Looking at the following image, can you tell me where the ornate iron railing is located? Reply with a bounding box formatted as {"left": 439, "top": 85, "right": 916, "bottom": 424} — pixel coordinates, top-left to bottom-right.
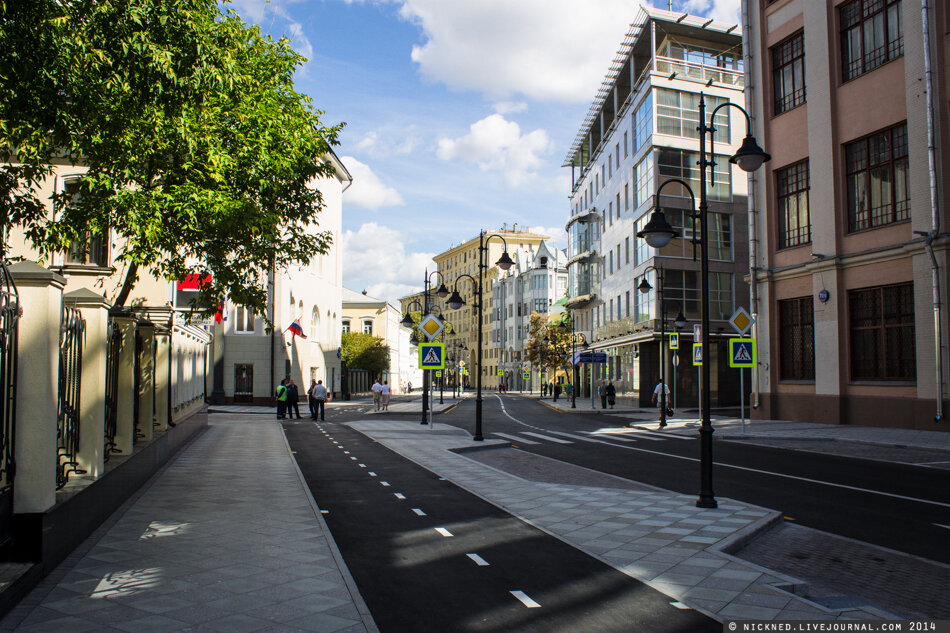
{"left": 56, "top": 304, "right": 86, "bottom": 489}
{"left": 103, "top": 318, "right": 121, "bottom": 461}
{"left": 0, "top": 263, "right": 20, "bottom": 495}
{"left": 133, "top": 329, "right": 143, "bottom": 442}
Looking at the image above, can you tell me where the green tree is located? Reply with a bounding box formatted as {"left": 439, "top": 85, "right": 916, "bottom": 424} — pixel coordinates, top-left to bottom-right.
{"left": 524, "top": 312, "right": 572, "bottom": 384}
{"left": 341, "top": 332, "right": 390, "bottom": 378}
{"left": 0, "top": 0, "right": 343, "bottom": 319}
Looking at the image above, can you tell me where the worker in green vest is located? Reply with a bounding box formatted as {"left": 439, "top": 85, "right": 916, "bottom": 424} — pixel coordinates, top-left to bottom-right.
{"left": 276, "top": 379, "right": 288, "bottom": 419}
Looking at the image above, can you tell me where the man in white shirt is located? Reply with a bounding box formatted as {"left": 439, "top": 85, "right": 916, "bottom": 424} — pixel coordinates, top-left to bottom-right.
{"left": 651, "top": 379, "right": 671, "bottom": 428}
{"left": 311, "top": 380, "right": 328, "bottom": 421}
{"left": 371, "top": 379, "right": 383, "bottom": 411}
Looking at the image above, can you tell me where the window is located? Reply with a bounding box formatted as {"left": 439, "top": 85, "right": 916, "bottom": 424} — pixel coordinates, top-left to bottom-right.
{"left": 663, "top": 270, "right": 733, "bottom": 320}
{"left": 841, "top": 0, "right": 903, "bottom": 81}
{"left": 656, "top": 89, "right": 730, "bottom": 141}
{"left": 623, "top": 131, "right": 629, "bottom": 157}
{"left": 534, "top": 298, "right": 547, "bottom": 313}
{"left": 616, "top": 244, "right": 621, "bottom": 270}
{"left": 666, "top": 209, "right": 733, "bottom": 261}
{"left": 634, "top": 154, "right": 655, "bottom": 209}
{"left": 779, "top": 297, "right": 815, "bottom": 380}
{"left": 849, "top": 283, "right": 915, "bottom": 380}
{"left": 235, "top": 306, "right": 255, "bottom": 333}
{"left": 846, "top": 123, "right": 909, "bottom": 231}
{"left": 625, "top": 291, "right": 631, "bottom": 317}
{"left": 632, "top": 92, "right": 653, "bottom": 154}
{"left": 624, "top": 183, "right": 630, "bottom": 211}
{"left": 772, "top": 32, "right": 806, "bottom": 114}
{"left": 310, "top": 307, "right": 319, "bottom": 339}
{"left": 777, "top": 160, "right": 811, "bottom": 248}
{"left": 63, "top": 180, "right": 109, "bottom": 267}
{"left": 625, "top": 237, "right": 630, "bottom": 265}
{"left": 609, "top": 299, "right": 614, "bottom": 322}
{"left": 658, "top": 148, "right": 731, "bottom": 201}
{"left": 362, "top": 320, "right": 373, "bottom": 335}
{"left": 616, "top": 193, "right": 621, "bottom": 219}
{"left": 342, "top": 320, "right": 351, "bottom": 333}
{"left": 608, "top": 250, "right": 614, "bottom": 274}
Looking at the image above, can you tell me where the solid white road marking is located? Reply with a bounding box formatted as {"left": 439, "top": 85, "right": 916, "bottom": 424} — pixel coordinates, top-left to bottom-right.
{"left": 510, "top": 591, "right": 541, "bottom": 608}
{"left": 935, "top": 523, "right": 950, "bottom": 530}
{"left": 521, "top": 431, "right": 572, "bottom": 444}
{"left": 466, "top": 553, "right": 489, "bottom": 566}
{"left": 491, "top": 432, "right": 540, "bottom": 445}
{"left": 394, "top": 493, "right": 406, "bottom": 500}
{"left": 435, "top": 527, "right": 453, "bottom": 537}
{"left": 412, "top": 508, "right": 427, "bottom": 516}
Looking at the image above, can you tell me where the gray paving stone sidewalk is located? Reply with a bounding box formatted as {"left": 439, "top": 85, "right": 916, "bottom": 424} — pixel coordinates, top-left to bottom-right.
{"left": 0, "top": 413, "right": 377, "bottom": 633}
{"left": 351, "top": 419, "right": 899, "bottom": 622}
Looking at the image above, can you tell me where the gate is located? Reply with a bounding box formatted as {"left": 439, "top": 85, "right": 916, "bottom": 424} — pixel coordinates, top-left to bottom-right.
{"left": 234, "top": 364, "right": 253, "bottom": 403}
{"left": 0, "top": 263, "right": 19, "bottom": 553}
{"left": 56, "top": 304, "right": 85, "bottom": 489}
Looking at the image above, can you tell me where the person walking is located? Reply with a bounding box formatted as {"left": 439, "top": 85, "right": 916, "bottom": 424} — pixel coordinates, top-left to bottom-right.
{"left": 380, "top": 380, "right": 391, "bottom": 411}
{"left": 307, "top": 379, "right": 319, "bottom": 419}
{"left": 275, "top": 379, "right": 288, "bottom": 419}
{"left": 598, "top": 382, "right": 607, "bottom": 409}
{"left": 286, "top": 379, "right": 301, "bottom": 419}
{"left": 311, "top": 379, "right": 328, "bottom": 421}
{"left": 652, "top": 379, "right": 671, "bottom": 428}
{"left": 371, "top": 379, "right": 383, "bottom": 411}
{"left": 553, "top": 382, "right": 561, "bottom": 402}
{"left": 407, "top": 381, "right": 412, "bottom": 394}
{"left": 605, "top": 381, "right": 616, "bottom": 409}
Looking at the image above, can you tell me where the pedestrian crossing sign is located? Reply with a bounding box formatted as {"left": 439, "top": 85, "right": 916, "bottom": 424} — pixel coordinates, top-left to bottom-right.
{"left": 692, "top": 343, "right": 703, "bottom": 366}
{"left": 419, "top": 342, "right": 445, "bottom": 370}
{"left": 435, "top": 370, "right": 442, "bottom": 377}
{"left": 729, "top": 338, "right": 756, "bottom": 368}
{"left": 522, "top": 371, "right": 530, "bottom": 380}
{"left": 669, "top": 333, "right": 679, "bottom": 349}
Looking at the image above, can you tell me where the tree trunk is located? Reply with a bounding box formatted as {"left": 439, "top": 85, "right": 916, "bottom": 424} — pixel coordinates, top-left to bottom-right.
{"left": 112, "top": 262, "right": 139, "bottom": 308}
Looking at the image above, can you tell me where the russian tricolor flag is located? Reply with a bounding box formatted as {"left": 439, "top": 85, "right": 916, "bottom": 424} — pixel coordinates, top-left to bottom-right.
{"left": 287, "top": 318, "right": 307, "bottom": 339}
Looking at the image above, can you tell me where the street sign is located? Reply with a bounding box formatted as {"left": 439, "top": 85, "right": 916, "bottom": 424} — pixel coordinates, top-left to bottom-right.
{"left": 522, "top": 371, "right": 530, "bottom": 380}
{"left": 435, "top": 370, "right": 442, "bottom": 377}
{"left": 729, "top": 307, "right": 754, "bottom": 336}
{"left": 459, "top": 360, "right": 466, "bottom": 368}
{"left": 693, "top": 323, "right": 702, "bottom": 343}
{"left": 419, "top": 314, "right": 445, "bottom": 341}
{"left": 692, "top": 343, "right": 703, "bottom": 366}
{"left": 729, "top": 338, "right": 756, "bottom": 368}
{"left": 419, "top": 342, "right": 445, "bottom": 369}
{"left": 669, "top": 332, "right": 679, "bottom": 349}
{"left": 498, "top": 369, "right": 504, "bottom": 376}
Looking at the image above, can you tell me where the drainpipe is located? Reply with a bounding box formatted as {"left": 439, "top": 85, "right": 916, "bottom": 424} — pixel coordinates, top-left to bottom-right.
{"left": 741, "top": 0, "right": 761, "bottom": 410}
{"left": 921, "top": 0, "right": 944, "bottom": 423}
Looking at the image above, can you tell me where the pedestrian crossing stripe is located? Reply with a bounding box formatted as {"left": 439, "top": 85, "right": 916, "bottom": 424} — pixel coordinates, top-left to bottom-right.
{"left": 729, "top": 338, "right": 755, "bottom": 368}
{"left": 419, "top": 342, "right": 445, "bottom": 369}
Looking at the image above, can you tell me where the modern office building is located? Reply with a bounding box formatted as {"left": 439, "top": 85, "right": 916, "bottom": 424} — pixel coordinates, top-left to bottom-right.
{"left": 746, "top": 0, "right": 949, "bottom": 429}
{"left": 491, "top": 240, "right": 568, "bottom": 391}
{"left": 562, "top": 6, "right": 752, "bottom": 406}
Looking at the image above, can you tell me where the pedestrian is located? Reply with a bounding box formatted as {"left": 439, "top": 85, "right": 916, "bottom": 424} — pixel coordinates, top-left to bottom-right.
{"left": 553, "top": 382, "right": 561, "bottom": 402}
{"left": 407, "top": 381, "right": 412, "bottom": 394}
{"left": 286, "top": 379, "right": 301, "bottom": 419}
{"left": 380, "top": 380, "right": 391, "bottom": 411}
{"left": 541, "top": 382, "right": 547, "bottom": 397}
{"left": 371, "top": 378, "right": 383, "bottom": 411}
{"left": 308, "top": 379, "right": 319, "bottom": 419}
{"left": 598, "top": 382, "right": 607, "bottom": 409}
{"left": 275, "top": 379, "right": 288, "bottom": 419}
{"left": 311, "top": 379, "right": 328, "bottom": 421}
{"left": 605, "top": 381, "right": 616, "bottom": 409}
{"left": 652, "top": 379, "right": 671, "bottom": 428}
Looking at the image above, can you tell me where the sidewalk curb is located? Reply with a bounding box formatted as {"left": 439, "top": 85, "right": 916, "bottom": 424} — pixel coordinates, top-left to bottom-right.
{"left": 279, "top": 423, "right": 380, "bottom": 633}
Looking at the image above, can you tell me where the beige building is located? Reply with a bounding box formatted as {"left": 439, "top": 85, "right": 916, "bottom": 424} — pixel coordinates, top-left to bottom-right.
{"left": 747, "top": 0, "right": 950, "bottom": 429}
{"left": 341, "top": 287, "right": 408, "bottom": 393}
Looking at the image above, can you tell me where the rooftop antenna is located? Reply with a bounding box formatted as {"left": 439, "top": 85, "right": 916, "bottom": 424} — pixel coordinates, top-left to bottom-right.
{"left": 668, "top": 1, "right": 672, "bottom": 9}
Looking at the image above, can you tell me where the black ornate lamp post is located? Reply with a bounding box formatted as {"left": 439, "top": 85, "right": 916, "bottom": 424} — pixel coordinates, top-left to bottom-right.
{"left": 637, "top": 266, "right": 688, "bottom": 427}
{"left": 638, "top": 93, "right": 769, "bottom": 509}
{"left": 446, "top": 231, "right": 514, "bottom": 441}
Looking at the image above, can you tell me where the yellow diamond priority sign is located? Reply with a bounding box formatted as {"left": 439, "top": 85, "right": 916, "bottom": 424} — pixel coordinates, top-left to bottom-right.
{"left": 728, "top": 307, "right": 754, "bottom": 336}
{"left": 419, "top": 314, "right": 445, "bottom": 341}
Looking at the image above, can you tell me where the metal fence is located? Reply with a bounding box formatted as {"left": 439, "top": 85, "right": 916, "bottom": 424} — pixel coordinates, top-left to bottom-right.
{"left": 103, "top": 318, "right": 121, "bottom": 461}
{"left": 56, "top": 304, "right": 85, "bottom": 489}
{"left": 0, "top": 263, "right": 19, "bottom": 553}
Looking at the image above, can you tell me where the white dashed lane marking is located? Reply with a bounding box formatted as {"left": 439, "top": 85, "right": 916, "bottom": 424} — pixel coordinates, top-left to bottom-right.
{"left": 412, "top": 508, "right": 427, "bottom": 516}
{"left": 434, "top": 527, "right": 453, "bottom": 537}
{"left": 394, "top": 493, "right": 406, "bottom": 500}
{"left": 510, "top": 591, "right": 541, "bottom": 608}
{"left": 466, "top": 553, "right": 489, "bottom": 566}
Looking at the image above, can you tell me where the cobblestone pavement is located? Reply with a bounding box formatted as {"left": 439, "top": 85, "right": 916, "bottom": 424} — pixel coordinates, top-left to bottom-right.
{"left": 736, "top": 522, "right": 950, "bottom": 619}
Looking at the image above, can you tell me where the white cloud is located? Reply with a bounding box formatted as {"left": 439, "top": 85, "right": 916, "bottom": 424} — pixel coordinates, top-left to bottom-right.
{"left": 493, "top": 101, "right": 528, "bottom": 115}
{"left": 399, "top": 0, "right": 638, "bottom": 102}
{"left": 342, "top": 223, "right": 434, "bottom": 303}
{"left": 340, "top": 157, "right": 405, "bottom": 210}
{"left": 436, "top": 114, "right": 553, "bottom": 187}
{"left": 285, "top": 21, "right": 314, "bottom": 60}
{"left": 352, "top": 127, "right": 421, "bottom": 158}
{"left": 527, "top": 225, "right": 568, "bottom": 250}
{"left": 680, "top": 0, "right": 741, "bottom": 23}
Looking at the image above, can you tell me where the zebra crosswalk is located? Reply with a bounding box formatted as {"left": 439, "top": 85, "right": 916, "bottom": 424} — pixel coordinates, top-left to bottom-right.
{"left": 490, "top": 427, "right": 693, "bottom": 446}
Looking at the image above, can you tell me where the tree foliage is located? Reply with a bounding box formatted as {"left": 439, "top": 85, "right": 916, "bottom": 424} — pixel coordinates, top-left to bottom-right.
{"left": 341, "top": 332, "right": 390, "bottom": 377}
{"left": 524, "top": 312, "right": 572, "bottom": 377}
{"left": 0, "top": 0, "right": 343, "bottom": 318}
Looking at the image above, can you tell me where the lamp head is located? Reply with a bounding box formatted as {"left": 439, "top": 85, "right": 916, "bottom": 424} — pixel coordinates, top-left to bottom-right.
{"left": 447, "top": 290, "right": 466, "bottom": 310}
{"left": 674, "top": 310, "right": 687, "bottom": 329}
{"left": 730, "top": 134, "right": 771, "bottom": 172}
{"left": 435, "top": 283, "right": 450, "bottom": 298}
{"left": 495, "top": 251, "right": 515, "bottom": 271}
{"left": 636, "top": 209, "right": 680, "bottom": 249}
{"left": 400, "top": 312, "right": 414, "bottom": 327}
{"left": 638, "top": 278, "right": 653, "bottom": 294}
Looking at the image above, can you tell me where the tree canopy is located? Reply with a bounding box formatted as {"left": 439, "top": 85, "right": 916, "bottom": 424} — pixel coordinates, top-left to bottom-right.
{"left": 341, "top": 332, "right": 390, "bottom": 378}
{"left": 0, "top": 0, "right": 343, "bottom": 319}
{"left": 524, "top": 312, "right": 572, "bottom": 378}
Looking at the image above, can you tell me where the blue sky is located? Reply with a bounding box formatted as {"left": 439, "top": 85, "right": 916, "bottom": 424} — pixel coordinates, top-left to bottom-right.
{"left": 228, "top": 0, "right": 742, "bottom": 303}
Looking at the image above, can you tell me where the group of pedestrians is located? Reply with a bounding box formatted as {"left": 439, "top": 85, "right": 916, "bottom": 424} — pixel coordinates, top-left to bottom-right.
{"left": 276, "top": 377, "right": 328, "bottom": 421}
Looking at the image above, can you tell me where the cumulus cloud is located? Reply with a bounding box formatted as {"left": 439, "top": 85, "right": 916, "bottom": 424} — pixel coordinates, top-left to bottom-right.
{"left": 527, "top": 225, "right": 568, "bottom": 250}
{"left": 493, "top": 101, "right": 528, "bottom": 115}
{"left": 436, "top": 114, "right": 553, "bottom": 187}
{"left": 353, "top": 127, "right": 421, "bottom": 158}
{"left": 680, "top": 0, "right": 741, "bottom": 23}
{"left": 340, "top": 157, "right": 405, "bottom": 210}
{"left": 342, "top": 223, "right": 434, "bottom": 303}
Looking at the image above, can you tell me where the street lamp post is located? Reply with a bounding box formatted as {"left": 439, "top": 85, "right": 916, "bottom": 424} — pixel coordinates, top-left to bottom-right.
{"left": 559, "top": 314, "right": 588, "bottom": 409}
{"left": 420, "top": 269, "right": 449, "bottom": 425}
{"left": 638, "top": 265, "right": 687, "bottom": 428}
{"left": 637, "top": 92, "right": 769, "bottom": 509}
{"left": 446, "top": 230, "right": 514, "bottom": 441}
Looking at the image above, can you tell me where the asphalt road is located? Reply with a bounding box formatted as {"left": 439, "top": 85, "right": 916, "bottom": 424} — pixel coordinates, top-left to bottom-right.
{"left": 434, "top": 393, "right": 950, "bottom": 564}
{"left": 283, "top": 419, "right": 717, "bottom": 633}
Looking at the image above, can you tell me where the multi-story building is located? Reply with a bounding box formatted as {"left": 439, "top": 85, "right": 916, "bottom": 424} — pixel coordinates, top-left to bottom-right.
{"left": 563, "top": 6, "right": 752, "bottom": 406}
{"left": 341, "top": 287, "right": 410, "bottom": 393}
{"left": 491, "top": 241, "right": 568, "bottom": 391}
{"left": 747, "top": 0, "right": 949, "bottom": 429}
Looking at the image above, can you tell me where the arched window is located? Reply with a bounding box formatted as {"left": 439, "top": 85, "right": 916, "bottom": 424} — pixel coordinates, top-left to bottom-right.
{"left": 311, "top": 307, "right": 320, "bottom": 339}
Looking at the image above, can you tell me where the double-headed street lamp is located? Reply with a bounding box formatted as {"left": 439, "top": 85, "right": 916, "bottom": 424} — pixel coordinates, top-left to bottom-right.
{"left": 446, "top": 230, "right": 514, "bottom": 441}
{"left": 637, "top": 93, "right": 769, "bottom": 509}
{"left": 637, "top": 264, "right": 687, "bottom": 427}
{"left": 400, "top": 268, "right": 449, "bottom": 425}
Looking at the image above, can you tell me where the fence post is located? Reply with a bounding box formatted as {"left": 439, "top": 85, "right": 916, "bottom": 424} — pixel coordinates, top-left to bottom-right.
{"left": 9, "top": 262, "right": 64, "bottom": 513}
{"left": 153, "top": 325, "right": 171, "bottom": 433}
{"left": 111, "top": 311, "right": 137, "bottom": 456}
{"left": 64, "top": 289, "right": 110, "bottom": 479}
{"left": 136, "top": 321, "right": 155, "bottom": 443}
